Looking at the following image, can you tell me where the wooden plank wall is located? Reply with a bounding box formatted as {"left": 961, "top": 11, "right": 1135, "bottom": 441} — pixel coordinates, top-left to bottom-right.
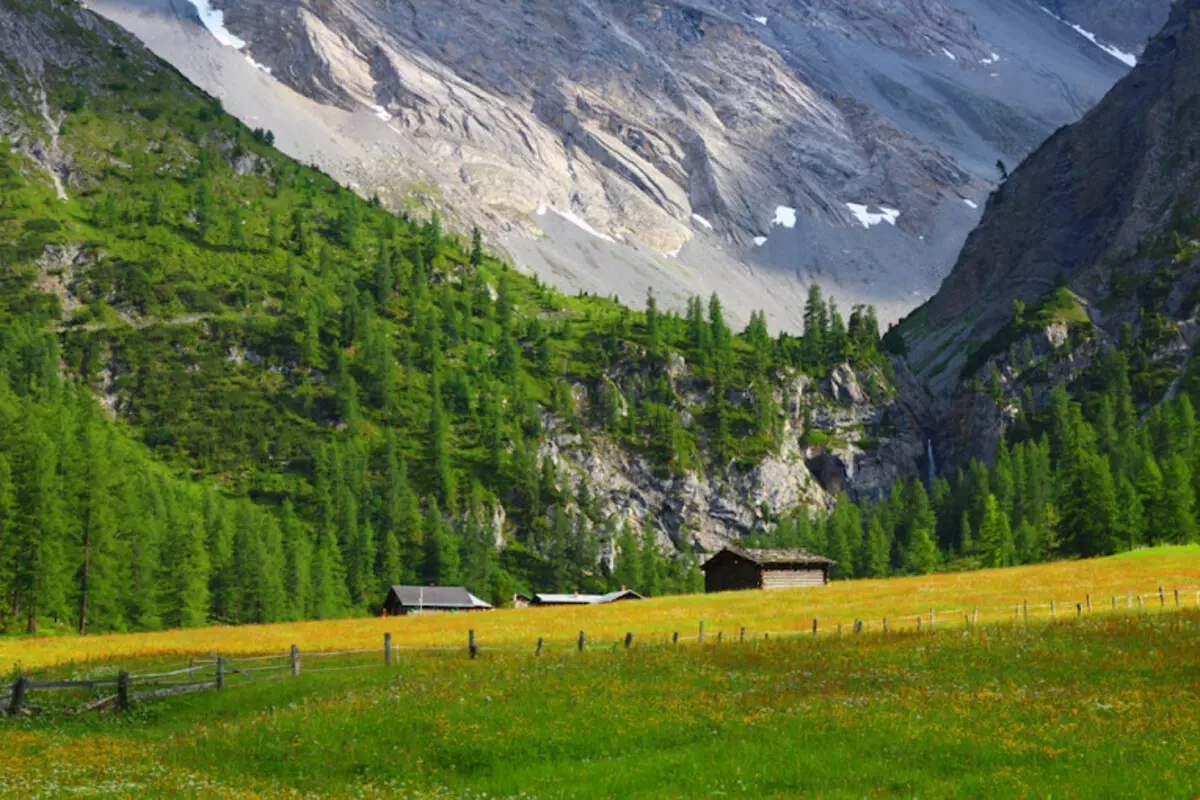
{"left": 761, "top": 567, "right": 827, "bottom": 590}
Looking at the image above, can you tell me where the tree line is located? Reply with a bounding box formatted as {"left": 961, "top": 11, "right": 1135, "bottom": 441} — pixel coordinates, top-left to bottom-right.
{"left": 755, "top": 344, "right": 1200, "bottom": 574}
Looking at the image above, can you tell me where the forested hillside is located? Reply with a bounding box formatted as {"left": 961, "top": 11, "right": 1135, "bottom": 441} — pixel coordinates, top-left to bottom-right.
{"left": 5, "top": 0, "right": 1195, "bottom": 640}
{"left": 0, "top": 0, "right": 893, "bottom": 634}
{"left": 758, "top": 349, "right": 1200, "bottom": 578}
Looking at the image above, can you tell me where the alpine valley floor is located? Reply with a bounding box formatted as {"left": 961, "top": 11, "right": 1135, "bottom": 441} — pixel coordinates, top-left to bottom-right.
{"left": 2, "top": 547, "right": 1199, "bottom": 798}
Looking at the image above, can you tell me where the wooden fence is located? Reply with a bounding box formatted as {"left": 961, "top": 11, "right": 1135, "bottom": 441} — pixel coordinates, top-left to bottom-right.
{"left": 5, "top": 583, "right": 1198, "bottom": 716}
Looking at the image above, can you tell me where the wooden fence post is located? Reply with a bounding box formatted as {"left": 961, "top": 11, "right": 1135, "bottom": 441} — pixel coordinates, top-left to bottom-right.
{"left": 1127, "top": 590, "right": 1132, "bottom": 608}
{"left": 189, "top": 658, "right": 195, "bottom": 682}
{"left": 578, "top": 631, "right": 585, "bottom": 652}
{"left": 1086, "top": 594, "right": 1092, "bottom": 613}
{"left": 917, "top": 616, "right": 922, "bottom": 632}
{"left": 1051, "top": 600, "right": 1056, "bottom": 618}
{"left": 8, "top": 676, "right": 27, "bottom": 715}
{"left": 384, "top": 633, "right": 392, "bottom": 666}
{"left": 469, "top": 630, "right": 478, "bottom": 659}
{"left": 1112, "top": 596, "right": 1117, "bottom": 611}
{"left": 973, "top": 605, "right": 978, "bottom": 626}
{"left": 698, "top": 622, "right": 704, "bottom": 644}
{"left": 812, "top": 618, "right": 818, "bottom": 635}
{"left": 717, "top": 631, "right": 723, "bottom": 644}
{"left": 1159, "top": 587, "right": 1165, "bottom": 606}
{"left": 740, "top": 627, "right": 745, "bottom": 643}
{"left": 216, "top": 657, "right": 225, "bottom": 690}
{"left": 1175, "top": 589, "right": 1180, "bottom": 607}
{"left": 930, "top": 609, "right": 935, "bottom": 630}
{"left": 854, "top": 620, "right": 863, "bottom": 634}
{"left": 290, "top": 645, "right": 300, "bottom": 677}
{"left": 672, "top": 632, "right": 679, "bottom": 646}
{"left": 1138, "top": 595, "right": 1144, "bottom": 610}
{"left": 883, "top": 617, "right": 888, "bottom": 633}
{"left": 117, "top": 670, "right": 130, "bottom": 712}
{"left": 624, "top": 632, "right": 633, "bottom": 649}
{"left": 1076, "top": 603, "right": 1082, "bottom": 617}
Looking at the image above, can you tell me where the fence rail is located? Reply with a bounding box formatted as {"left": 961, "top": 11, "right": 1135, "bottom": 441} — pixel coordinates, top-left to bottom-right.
{"left": 6, "top": 581, "right": 1198, "bottom": 716}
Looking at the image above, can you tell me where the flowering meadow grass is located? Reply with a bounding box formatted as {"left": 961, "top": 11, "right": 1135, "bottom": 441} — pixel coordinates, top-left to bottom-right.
{"left": 4, "top": 545, "right": 1199, "bottom": 672}
{"left": 2, "top": 609, "right": 1198, "bottom": 798}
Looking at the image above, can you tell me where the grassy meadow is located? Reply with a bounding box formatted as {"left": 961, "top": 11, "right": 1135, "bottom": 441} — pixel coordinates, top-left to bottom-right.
{"left": 3, "top": 546, "right": 1199, "bottom": 670}
{"left": 3, "top": 548, "right": 1200, "bottom": 798}
{"left": 2, "top": 611, "right": 1198, "bottom": 797}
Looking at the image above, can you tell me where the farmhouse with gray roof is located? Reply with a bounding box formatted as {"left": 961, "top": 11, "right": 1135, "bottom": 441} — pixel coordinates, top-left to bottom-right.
{"left": 383, "top": 585, "right": 493, "bottom": 615}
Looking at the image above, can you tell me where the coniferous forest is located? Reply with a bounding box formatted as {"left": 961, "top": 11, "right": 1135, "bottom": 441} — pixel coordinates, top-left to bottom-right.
{"left": 1, "top": 1, "right": 1197, "bottom": 638}
{"left": 0, "top": 5, "right": 897, "bottom": 634}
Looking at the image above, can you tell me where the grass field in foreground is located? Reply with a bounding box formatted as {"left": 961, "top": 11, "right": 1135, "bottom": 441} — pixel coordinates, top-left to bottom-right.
{"left": 3, "top": 546, "right": 1199, "bottom": 671}
{"left": 2, "top": 611, "right": 1198, "bottom": 798}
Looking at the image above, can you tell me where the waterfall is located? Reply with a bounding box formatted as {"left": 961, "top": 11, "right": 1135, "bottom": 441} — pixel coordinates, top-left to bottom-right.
{"left": 926, "top": 438, "right": 936, "bottom": 486}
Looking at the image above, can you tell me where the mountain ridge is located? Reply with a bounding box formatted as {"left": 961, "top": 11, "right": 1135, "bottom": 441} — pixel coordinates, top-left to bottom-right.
{"left": 86, "top": 0, "right": 1137, "bottom": 332}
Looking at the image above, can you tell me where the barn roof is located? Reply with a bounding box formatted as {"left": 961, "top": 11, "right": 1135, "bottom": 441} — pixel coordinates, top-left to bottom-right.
{"left": 531, "top": 589, "right": 644, "bottom": 605}
{"left": 387, "top": 585, "right": 493, "bottom": 609}
{"left": 701, "top": 546, "right": 835, "bottom": 569}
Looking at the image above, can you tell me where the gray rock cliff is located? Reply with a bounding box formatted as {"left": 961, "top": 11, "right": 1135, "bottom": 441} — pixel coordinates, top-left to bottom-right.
{"left": 86, "top": 0, "right": 1140, "bottom": 332}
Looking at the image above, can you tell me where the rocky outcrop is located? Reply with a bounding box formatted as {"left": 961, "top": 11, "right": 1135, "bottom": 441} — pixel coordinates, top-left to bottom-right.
{"left": 822, "top": 365, "right": 868, "bottom": 405}
{"left": 535, "top": 361, "right": 923, "bottom": 552}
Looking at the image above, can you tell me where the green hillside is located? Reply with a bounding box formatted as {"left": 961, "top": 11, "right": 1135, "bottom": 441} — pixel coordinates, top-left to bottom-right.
{"left": 0, "top": 0, "right": 889, "bottom": 634}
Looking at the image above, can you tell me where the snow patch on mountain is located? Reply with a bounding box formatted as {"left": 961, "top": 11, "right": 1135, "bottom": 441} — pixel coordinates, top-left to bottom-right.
{"left": 185, "top": 0, "right": 245, "bottom": 49}
{"left": 846, "top": 203, "right": 901, "bottom": 229}
{"left": 1039, "top": 7, "right": 1137, "bottom": 67}
{"left": 244, "top": 55, "right": 272, "bottom": 75}
{"left": 538, "top": 206, "right": 617, "bottom": 243}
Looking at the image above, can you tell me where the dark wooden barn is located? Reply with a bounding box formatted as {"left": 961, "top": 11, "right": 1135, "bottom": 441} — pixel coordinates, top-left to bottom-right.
{"left": 383, "top": 585, "right": 493, "bottom": 615}
{"left": 700, "top": 547, "right": 834, "bottom": 593}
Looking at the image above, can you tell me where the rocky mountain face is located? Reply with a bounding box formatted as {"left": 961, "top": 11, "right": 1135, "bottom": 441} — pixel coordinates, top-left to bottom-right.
{"left": 921, "top": 0, "right": 1200, "bottom": 349}
{"left": 907, "top": 0, "right": 1200, "bottom": 470}
{"left": 543, "top": 362, "right": 928, "bottom": 553}
{"left": 86, "top": 0, "right": 1140, "bottom": 332}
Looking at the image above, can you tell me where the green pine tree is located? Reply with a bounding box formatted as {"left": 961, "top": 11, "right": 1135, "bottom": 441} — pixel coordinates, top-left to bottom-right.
{"left": 904, "top": 526, "right": 940, "bottom": 575}
{"left": 1161, "top": 454, "right": 1196, "bottom": 544}
{"left": 977, "top": 494, "right": 1016, "bottom": 568}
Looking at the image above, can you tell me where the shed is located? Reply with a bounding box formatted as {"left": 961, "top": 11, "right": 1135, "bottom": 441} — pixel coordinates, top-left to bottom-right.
{"left": 700, "top": 547, "right": 834, "bottom": 593}
{"left": 383, "top": 585, "right": 493, "bottom": 615}
{"left": 529, "top": 589, "right": 644, "bottom": 606}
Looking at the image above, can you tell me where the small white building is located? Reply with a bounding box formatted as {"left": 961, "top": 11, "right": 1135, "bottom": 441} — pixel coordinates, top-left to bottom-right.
{"left": 526, "top": 589, "right": 644, "bottom": 607}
